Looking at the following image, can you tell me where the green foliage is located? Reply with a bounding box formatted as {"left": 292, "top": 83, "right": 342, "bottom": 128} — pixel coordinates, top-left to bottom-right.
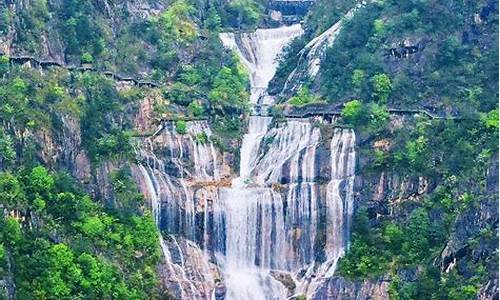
{"left": 481, "top": 109, "right": 499, "bottom": 129}
{"left": 288, "top": 87, "right": 323, "bottom": 106}
{"left": 0, "top": 173, "right": 24, "bottom": 210}
{"left": 209, "top": 65, "right": 249, "bottom": 112}
{"left": 1, "top": 218, "right": 22, "bottom": 248}
{"left": 188, "top": 101, "right": 204, "bottom": 117}
{"left": 196, "top": 132, "right": 208, "bottom": 144}
{"left": 79, "top": 73, "right": 135, "bottom": 163}
{"left": 371, "top": 73, "right": 392, "bottom": 103}
{"left": 223, "top": 0, "right": 263, "bottom": 28}
{"left": 0, "top": 129, "right": 15, "bottom": 167}
{"left": 317, "top": 0, "right": 498, "bottom": 117}
{"left": 56, "top": 0, "right": 104, "bottom": 58}
{"left": 351, "top": 69, "right": 366, "bottom": 89}
{"left": 175, "top": 120, "right": 187, "bottom": 134}
{"left": 0, "top": 167, "right": 160, "bottom": 299}
{"left": 205, "top": 6, "right": 222, "bottom": 31}
{"left": 110, "top": 167, "right": 145, "bottom": 216}
{"left": 0, "top": 55, "right": 8, "bottom": 76}
{"left": 367, "top": 102, "right": 389, "bottom": 131}
{"left": 338, "top": 207, "right": 442, "bottom": 278}
{"left": 80, "top": 52, "right": 94, "bottom": 64}
{"left": 167, "top": 82, "right": 199, "bottom": 106}
{"left": 0, "top": 6, "right": 10, "bottom": 35}
{"left": 341, "top": 100, "right": 365, "bottom": 126}
{"left": 158, "top": 0, "right": 197, "bottom": 43}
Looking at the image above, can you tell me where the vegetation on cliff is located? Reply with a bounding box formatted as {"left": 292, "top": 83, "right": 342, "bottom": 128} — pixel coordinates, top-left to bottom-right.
{"left": 306, "top": 0, "right": 499, "bottom": 298}
{"left": 0, "top": 166, "right": 160, "bottom": 299}
{"left": 0, "top": 0, "right": 260, "bottom": 298}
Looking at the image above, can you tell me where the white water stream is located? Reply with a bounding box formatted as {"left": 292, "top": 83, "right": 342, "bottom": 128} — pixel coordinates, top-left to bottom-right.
{"left": 136, "top": 22, "right": 357, "bottom": 300}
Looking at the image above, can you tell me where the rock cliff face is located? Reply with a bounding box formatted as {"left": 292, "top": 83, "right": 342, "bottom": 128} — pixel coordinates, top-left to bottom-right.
{"left": 1, "top": 0, "right": 497, "bottom": 299}
{"left": 1, "top": 0, "right": 170, "bottom": 62}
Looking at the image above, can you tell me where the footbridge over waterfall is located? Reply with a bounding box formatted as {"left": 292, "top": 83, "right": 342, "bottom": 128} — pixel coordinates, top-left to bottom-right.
{"left": 268, "top": 0, "right": 316, "bottom": 23}
{"left": 269, "top": 0, "right": 315, "bottom": 13}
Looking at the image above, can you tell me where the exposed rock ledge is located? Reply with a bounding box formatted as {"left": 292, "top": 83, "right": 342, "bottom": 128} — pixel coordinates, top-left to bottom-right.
{"left": 311, "top": 276, "right": 389, "bottom": 300}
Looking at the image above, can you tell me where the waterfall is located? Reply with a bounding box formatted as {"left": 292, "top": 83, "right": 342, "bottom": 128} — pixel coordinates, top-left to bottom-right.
{"left": 217, "top": 23, "right": 358, "bottom": 299}
{"left": 134, "top": 22, "right": 358, "bottom": 300}
{"left": 324, "top": 128, "right": 356, "bottom": 275}
{"left": 134, "top": 120, "right": 223, "bottom": 300}
{"left": 220, "top": 24, "right": 304, "bottom": 104}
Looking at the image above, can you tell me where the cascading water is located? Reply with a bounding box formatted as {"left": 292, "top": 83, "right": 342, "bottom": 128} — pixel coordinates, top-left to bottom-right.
{"left": 220, "top": 24, "right": 303, "bottom": 105}
{"left": 135, "top": 21, "right": 358, "bottom": 300}
{"left": 134, "top": 121, "right": 223, "bottom": 299}
{"left": 218, "top": 24, "right": 305, "bottom": 299}
{"left": 217, "top": 22, "right": 359, "bottom": 299}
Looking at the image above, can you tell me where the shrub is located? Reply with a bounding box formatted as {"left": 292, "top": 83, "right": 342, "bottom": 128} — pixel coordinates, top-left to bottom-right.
{"left": 341, "top": 100, "right": 366, "bottom": 126}
{"left": 0, "top": 55, "right": 9, "bottom": 75}
{"left": 371, "top": 73, "right": 392, "bottom": 103}
{"left": 175, "top": 120, "right": 187, "bottom": 134}
{"left": 188, "top": 101, "right": 204, "bottom": 117}
{"left": 81, "top": 52, "right": 94, "bottom": 64}
{"left": 288, "top": 87, "right": 323, "bottom": 106}
{"left": 351, "top": 69, "right": 365, "bottom": 89}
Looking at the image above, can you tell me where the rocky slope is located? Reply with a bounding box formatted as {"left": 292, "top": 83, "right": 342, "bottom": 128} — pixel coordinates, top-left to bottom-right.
{"left": 0, "top": 0, "right": 497, "bottom": 299}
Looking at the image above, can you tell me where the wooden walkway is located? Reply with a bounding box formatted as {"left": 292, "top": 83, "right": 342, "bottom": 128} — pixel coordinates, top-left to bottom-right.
{"left": 6, "top": 55, "right": 161, "bottom": 88}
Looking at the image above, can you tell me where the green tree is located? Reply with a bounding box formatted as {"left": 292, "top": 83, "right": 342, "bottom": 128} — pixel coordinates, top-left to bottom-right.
{"left": 341, "top": 100, "right": 366, "bottom": 126}
{"left": 0, "top": 129, "right": 15, "bottom": 167}
{"left": 371, "top": 73, "right": 392, "bottom": 103}
{"left": 351, "top": 69, "right": 365, "bottom": 89}
{"left": 481, "top": 109, "right": 498, "bottom": 129}
{"left": 188, "top": 101, "right": 204, "bottom": 117}
{"left": 209, "top": 66, "right": 249, "bottom": 111}
{"left": 27, "top": 166, "right": 55, "bottom": 199}
{"left": 81, "top": 52, "right": 94, "bottom": 64}
{"left": 383, "top": 223, "right": 403, "bottom": 251}
{"left": 367, "top": 102, "right": 389, "bottom": 131}
{"left": 288, "top": 87, "right": 323, "bottom": 106}
{"left": 205, "top": 6, "right": 221, "bottom": 31}
{"left": 2, "top": 218, "right": 22, "bottom": 248}
{"left": 175, "top": 120, "right": 187, "bottom": 134}
{"left": 159, "top": 0, "right": 197, "bottom": 43}
{"left": 401, "top": 208, "right": 430, "bottom": 264}
{"left": 0, "top": 173, "right": 25, "bottom": 209}
{"left": 226, "top": 0, "right": 262, "bottom": 28}
{"left": 0, "top": 55, "right": 9, "bottom": 76}
{"left": 80, "top": 216, "right": 106, "bottom": 237}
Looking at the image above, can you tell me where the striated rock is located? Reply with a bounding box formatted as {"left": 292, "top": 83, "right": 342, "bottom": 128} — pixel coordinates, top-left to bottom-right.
{"left": 311, "top": 276, "right": 389, "bottom": 300}
{"left": 158, "top": 236, "right": 223, "bottom": 300}
{"left": 270, "top": 270, "right": 297, "bottom": 296}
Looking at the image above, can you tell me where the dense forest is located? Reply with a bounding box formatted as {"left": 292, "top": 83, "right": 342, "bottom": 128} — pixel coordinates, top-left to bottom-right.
{"left": 0, "top": 0, "right": 498, "bottom": 299}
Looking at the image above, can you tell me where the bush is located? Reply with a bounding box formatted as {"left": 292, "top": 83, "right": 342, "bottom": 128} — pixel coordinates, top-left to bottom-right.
{"left": 0, "top": 55, "right": 9, "bottom": 75}
{"left": 371, "top": 73, "right": 392, "bottom": 103}
{"left": 341, "top": 100, "right": 366, "bottom": 126}
{"left": 158, "top": 0, "right": 197, "bottom": 43}
{"left": 188, "top": 101, "right": 204, "bottom": 117}
{"left": 209, "top": 66, "right": 249, "bottom": 111}
{"left": 224, "top": 0, "right": 263, "bottom": 28}
{"left": 81, "top": 52, "right": 94, "bottom": 64}
{"left": 196, "top": 132, "right": 208, "bottom": 144}
{"left": 288, "top": 87, "right": 323, "bottom": 106}
{"left": 175, "top": 120, "right": 187, "bottom": 134}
